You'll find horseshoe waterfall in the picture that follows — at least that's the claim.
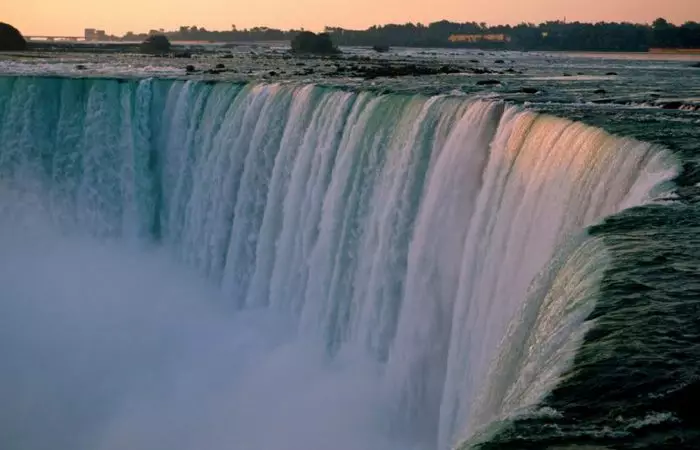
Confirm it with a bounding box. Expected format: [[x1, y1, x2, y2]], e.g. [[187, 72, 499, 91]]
[[0, 76, 677, 450]]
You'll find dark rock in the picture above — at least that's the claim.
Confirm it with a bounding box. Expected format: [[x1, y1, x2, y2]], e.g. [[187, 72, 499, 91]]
[[606, 72, 619, 76], [268, 70, 278, 76], [372, 44, 390, 53], [494, 59, 505, 64], [173, 51, 192, 58], [469, 59, 479, 63], [75, 64, 87, 70], [291, 31, 340, 55], [690, 62, 700, 68], [140, 34, 171, 55], [520, 87, 539, 94], [649, 93, 661, 98], [439, 65, 461, 74], [215, 63, 226, 69], [661, 101, 684, 110], [593, 89, 607, 94], [469, 67, 493, 75], [563, 73, 573, 77], [221, 54, 234, 59], [185, 65, 196, 73], [0, 22, 27, 51], [477, 79, 501, 86]]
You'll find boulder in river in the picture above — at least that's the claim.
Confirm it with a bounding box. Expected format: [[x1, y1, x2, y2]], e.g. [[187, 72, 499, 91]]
[[477, 79, 501, 86]]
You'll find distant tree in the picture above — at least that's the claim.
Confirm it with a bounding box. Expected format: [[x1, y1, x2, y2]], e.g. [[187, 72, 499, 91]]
[[0, 22, 27, 51], [140, 34, 171, 54], [291, 31, 339, 54]]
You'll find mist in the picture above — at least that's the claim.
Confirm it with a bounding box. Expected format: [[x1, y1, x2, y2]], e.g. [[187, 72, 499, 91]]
[[0, 186, 413, 450]]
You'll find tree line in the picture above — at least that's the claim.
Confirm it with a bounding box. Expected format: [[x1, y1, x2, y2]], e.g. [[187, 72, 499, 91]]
[[120, 18, 700, 51]]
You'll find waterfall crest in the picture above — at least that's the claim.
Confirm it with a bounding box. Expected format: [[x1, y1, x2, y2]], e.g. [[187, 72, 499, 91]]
[[0, 76, 677, 449]]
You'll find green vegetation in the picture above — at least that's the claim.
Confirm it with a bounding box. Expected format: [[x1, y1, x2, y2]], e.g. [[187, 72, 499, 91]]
[[139, 34, 171, 54], [291, 31, 339, 54], [0, 22, 27, 51], [118, 18, 700, 52]]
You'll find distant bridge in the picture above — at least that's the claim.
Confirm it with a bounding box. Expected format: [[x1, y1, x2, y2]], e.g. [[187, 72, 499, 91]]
[[26, 36, 86, 42]]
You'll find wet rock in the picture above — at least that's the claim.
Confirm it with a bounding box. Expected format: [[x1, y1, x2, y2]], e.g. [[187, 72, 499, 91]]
[[173, 51, 192, 58], [594, 89, 607, 94], [606, 72, 619, 76], [469, 67, 493, 75], [690, 62, 700, 68], [438, 65, 461, 74], [215, 63, 225, 69], [477, 79, 501, 86], [661, 101, 684, 110], [494, 59, 505, 64], [268, 70, 278, 76], [469, 59, 479, 63], [563, 72, 573, 77], [75, 64, 87, 70], [221, 54, 234, 59], [185, 65, 196, 73], [520, 87, 539, 94], [355, 63, 462, 79], [372, 44, 390, 53]]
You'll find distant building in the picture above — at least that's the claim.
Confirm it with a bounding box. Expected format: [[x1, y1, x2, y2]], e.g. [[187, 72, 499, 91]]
[[448, 33, 511, 44], [84, 28, 107, 41]]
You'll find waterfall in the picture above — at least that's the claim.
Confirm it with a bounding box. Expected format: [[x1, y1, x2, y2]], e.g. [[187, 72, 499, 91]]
[[0, 76, 677, 449]]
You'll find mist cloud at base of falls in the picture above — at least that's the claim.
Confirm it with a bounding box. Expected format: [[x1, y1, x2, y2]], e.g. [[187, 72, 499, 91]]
[[0, 190, 412, 450], [0, 77, 679, 450]]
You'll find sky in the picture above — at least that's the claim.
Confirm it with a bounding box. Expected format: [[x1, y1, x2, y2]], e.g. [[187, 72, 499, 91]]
[[4, 0, 700, 36]]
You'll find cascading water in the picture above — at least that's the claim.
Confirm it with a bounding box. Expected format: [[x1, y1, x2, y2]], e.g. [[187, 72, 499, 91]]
[[0, 76, 677, 450]]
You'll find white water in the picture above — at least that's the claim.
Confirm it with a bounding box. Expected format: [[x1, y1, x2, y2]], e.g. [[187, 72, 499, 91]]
[[0, 77, 677, 449]]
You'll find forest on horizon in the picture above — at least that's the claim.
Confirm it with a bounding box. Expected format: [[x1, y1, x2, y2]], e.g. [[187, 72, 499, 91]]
[[112, 18, 700, 51]]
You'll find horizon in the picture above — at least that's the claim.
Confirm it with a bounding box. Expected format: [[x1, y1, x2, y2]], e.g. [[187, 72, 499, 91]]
[[5, 0, 700, 36]]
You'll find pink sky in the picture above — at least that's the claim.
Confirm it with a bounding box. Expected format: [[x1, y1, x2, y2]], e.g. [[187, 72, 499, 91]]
[[4, 0, 700, 36]]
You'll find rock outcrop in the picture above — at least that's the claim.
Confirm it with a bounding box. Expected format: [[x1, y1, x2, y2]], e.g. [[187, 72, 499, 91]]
[[0, 22, 27, 51]]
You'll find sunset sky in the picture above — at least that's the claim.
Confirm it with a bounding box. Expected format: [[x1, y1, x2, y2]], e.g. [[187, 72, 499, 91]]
[[4, 0, 700, 36]]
